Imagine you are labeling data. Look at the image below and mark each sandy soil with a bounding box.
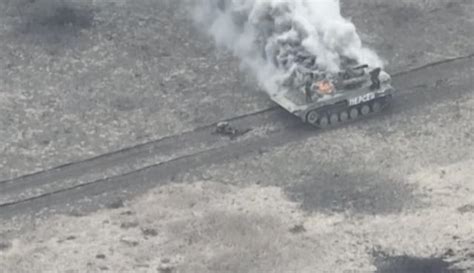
[0,158,473,272]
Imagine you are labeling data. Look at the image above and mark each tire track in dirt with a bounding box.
[0,54,472,216]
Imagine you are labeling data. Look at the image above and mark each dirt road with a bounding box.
[0,0,473,272]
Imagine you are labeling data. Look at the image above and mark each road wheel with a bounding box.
[306,110,319,124]
[318,115,330,128]
[339,111,349,122]
[349,108,359,119]
[371,101,382,113]
[330,113,339,124]
[361,104,371,116]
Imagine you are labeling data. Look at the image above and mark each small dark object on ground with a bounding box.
[457,204,474,214]
[374,251,462,273]
[289,224,306,234]
[444,249,455,257]
[120,221,139,229]
[142,228,158,237]
[0,241,12,251]
[120,210,134,216]
[214,121,252,140]
[120,238,139,247]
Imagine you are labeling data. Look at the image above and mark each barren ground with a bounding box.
[0,0,473,272]
[0,0,472,181]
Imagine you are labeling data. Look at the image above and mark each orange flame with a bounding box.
[315,80,334,94]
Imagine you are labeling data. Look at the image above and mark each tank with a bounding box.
[211,0,396,127]
[270,65,395,128]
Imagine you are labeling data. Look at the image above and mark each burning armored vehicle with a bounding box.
[272,62,395,128]
[208,0,395,128]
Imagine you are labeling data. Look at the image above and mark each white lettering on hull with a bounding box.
[349,92,375,106]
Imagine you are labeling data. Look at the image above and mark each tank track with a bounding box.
[305,95,391,128]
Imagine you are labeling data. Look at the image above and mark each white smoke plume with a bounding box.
[193,0,384,95]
